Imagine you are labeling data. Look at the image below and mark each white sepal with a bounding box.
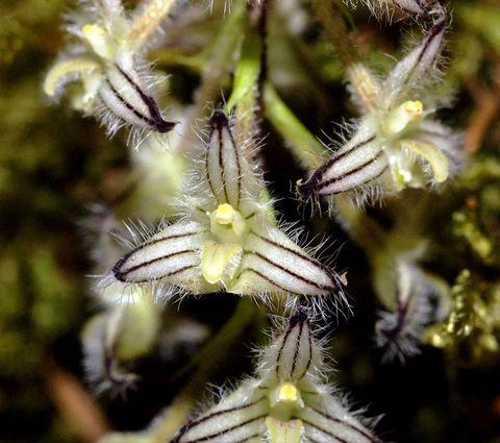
[112,221,206,289]
[234,224,340,297]
[173,379,268,443]
[382,19,446,108]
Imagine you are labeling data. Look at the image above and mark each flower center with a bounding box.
[209,203,247,244]
[201,204,248,286]
[269,382,304,422]
[384,100,424,136]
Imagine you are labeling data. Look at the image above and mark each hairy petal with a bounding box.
[205,111,245,209]
[261,311,319,382]
[382,19,446,106]
[298,129,388,198]
[172,380,268,443]
[98,63,177,133]
[234,224,340,297]
[300,403,379,443]
[111,221,205,286]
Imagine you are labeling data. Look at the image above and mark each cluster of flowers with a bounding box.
[44,0,463,441]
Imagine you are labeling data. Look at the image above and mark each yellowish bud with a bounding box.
[278,383,299,403]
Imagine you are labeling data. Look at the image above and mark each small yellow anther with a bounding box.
[214,203,237,225]
[278,383,299,402]
[384,100,425,135]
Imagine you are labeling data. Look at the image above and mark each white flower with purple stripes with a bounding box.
[298,19,463,206]
[108,111,344,303]
[44,0,177,138]
[172,311,380,443]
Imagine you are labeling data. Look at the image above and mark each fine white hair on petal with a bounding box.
[97,63,177,134]
[300,395,382,443]
[297,123,388,200]
[235,224,343,299]
[205,110,244,208]
[81,308,139,395]
[46,0,178,141]
[172,379,268,443]
[259,310,324,382]
[382,18,447,107]
[111,221,206,285]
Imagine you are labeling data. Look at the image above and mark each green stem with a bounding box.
[225,29,262,142]
[179,0,248,154]
[263,83,325,170]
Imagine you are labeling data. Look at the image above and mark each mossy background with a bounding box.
[0,0,499,442]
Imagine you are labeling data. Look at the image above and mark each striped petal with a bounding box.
[261,311,319,383]
[172,380,268,443]
[205,111,245,209]
[300,403,379,443]
[382,19,446,107]
[234,225,341,297]
[99,63,177,133]
[298,130,388,198]
[111,221,206,289]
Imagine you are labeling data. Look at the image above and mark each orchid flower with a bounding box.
[298,20,463,206]
[108,111,344,304]
[43,0,178,137]
[172,311,380,443]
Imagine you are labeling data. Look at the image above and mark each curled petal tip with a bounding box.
[154,118,178,133]
[289,307,309,329]
[209,109,230,129]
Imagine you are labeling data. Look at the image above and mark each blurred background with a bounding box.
[0,0,499,442]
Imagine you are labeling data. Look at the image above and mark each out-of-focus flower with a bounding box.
[298,20,463,206]
[172,311,380,443]
[43,0,178,138]
[108,111,344,304]
[375,260,450,362]
[82,288,161,394]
